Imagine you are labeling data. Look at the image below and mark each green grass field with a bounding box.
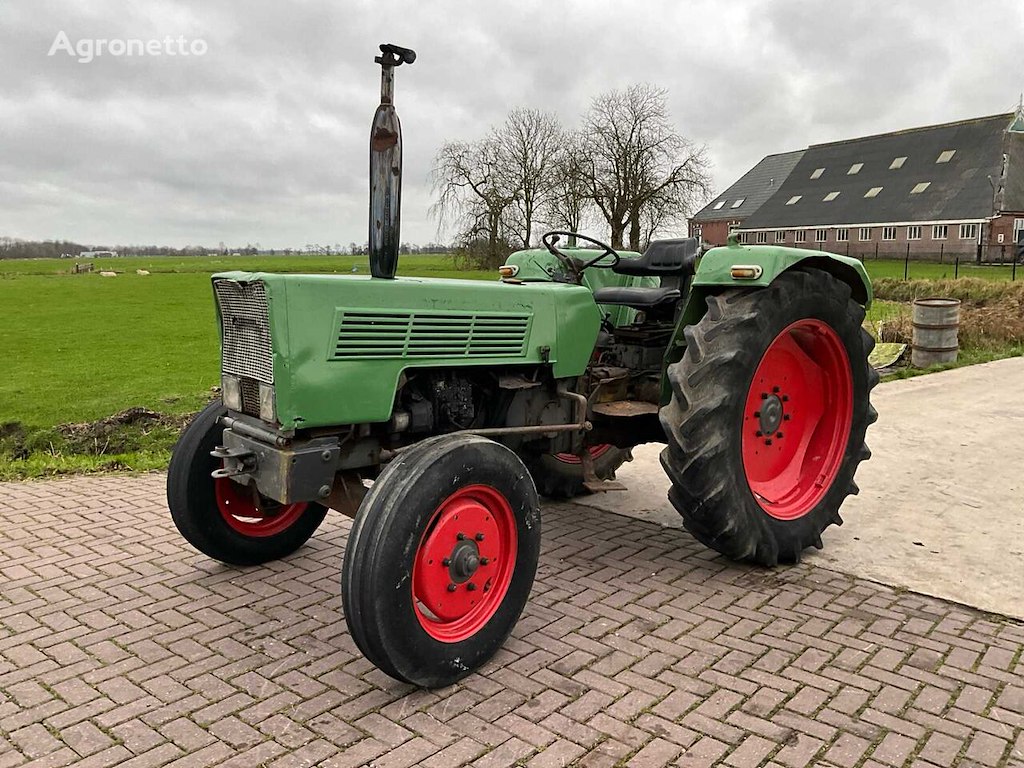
[1,253,1019,479]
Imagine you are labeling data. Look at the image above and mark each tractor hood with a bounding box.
[211,272,602,431]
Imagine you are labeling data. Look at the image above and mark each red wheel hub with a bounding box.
[214,477,309,537]
[411,485,517,643]
[741,319,853,521]
[553,444,612,465]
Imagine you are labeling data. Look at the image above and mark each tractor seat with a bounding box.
[612,238,699,277]
[592,285,680,310]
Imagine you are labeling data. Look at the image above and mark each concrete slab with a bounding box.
[569,356,1024,620]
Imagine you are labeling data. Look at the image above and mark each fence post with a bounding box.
[955,256,959,279]
[939,243,944,264]
[874,243,878,261]
[904,244,910,280]
[1014,259,1017,281]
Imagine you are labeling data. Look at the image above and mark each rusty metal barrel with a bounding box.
[911,297,960,367]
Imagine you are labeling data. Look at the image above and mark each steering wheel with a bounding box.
[541,231,620,282]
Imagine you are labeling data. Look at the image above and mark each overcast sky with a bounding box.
[2,0,1023,249]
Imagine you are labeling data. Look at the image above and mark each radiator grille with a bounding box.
[332,310,532,359]
[214,279,274,384]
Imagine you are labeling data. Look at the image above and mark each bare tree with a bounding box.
[579,84,710,251]
[542,132,594,242]
[431,137,518,268]
[498,108,563,248]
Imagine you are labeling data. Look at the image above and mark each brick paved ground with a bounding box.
[1,474,1022,768]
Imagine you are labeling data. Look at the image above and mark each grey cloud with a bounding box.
[1,0,1022,247]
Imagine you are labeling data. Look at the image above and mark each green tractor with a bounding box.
[168,44,877,687]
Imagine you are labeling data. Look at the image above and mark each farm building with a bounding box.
[690,106,1024,261]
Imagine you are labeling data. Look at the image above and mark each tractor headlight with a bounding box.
[259,382,277,423]
[222,375,242,411]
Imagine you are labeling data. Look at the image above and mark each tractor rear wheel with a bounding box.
[167,400,327,566]
[342,434,540,687]
[525,445,629,498]
[659,269,878,566]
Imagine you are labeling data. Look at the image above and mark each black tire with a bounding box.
[167,400,327,566]
[524,445,630,499]
[659,269,878,566]
[342,434,540,687]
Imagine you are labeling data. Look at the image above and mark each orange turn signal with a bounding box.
[498,265,519,278]
[730,265,763,280]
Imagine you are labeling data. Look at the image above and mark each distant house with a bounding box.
[689,150,805,246]
[80,250,118,258]
[691,106,1024,261]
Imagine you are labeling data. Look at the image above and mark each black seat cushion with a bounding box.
[592,285,680,310]
[613,238,699,277]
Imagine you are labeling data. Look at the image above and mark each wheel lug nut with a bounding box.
[754,411,761,417]
[765,439,773,446]
[761,393,768,400]
[447,583,457,592]
[466,582,477,591]
[480,557,490,565]
[755,431,763,437]
[442,558,451,566]
[777,432,784,439]
[475,533,485,542]
[783,414,791,421]
[456,532,466,541]
[782,395,789,402]
[773,386,780,393]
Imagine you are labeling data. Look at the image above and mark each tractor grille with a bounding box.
[332,310,532,359]
[213,279,274,384]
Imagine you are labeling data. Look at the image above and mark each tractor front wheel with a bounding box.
[525,444,629,498]
[659,269,878,566]
[342,434,540,687]
[167,400,327,566]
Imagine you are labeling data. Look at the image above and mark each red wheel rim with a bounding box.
[214,477,309,537]
[741,319,853,521]
[552,444,612,465]
[411,485,518,643]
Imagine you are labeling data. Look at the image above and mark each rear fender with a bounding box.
[660,239,872,404]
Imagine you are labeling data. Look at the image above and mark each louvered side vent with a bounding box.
[214,279,274,385]
[332,310,532,359]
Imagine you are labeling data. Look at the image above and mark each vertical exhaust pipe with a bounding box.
[368,43,415,279]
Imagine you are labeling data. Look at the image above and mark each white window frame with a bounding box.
[756,231,768,244]
[836,228,849,242]
[794,230,807,243]
[932,225,948,240]
[859,227,872,241]
[775,230,786,242]
[882,226,897,241]
[815,229,828,243]
[959,223,977,240]
[907,225,921,240]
